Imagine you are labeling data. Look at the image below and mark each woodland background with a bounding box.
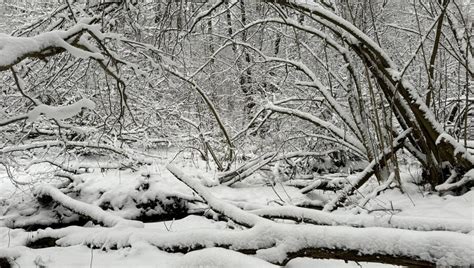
[0,0,473,267]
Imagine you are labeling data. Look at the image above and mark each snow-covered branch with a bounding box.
[252,205,473,233]
[167,164,269,227]
[0,23,105,71]
[265,103,366,154]
[35,184,144,228]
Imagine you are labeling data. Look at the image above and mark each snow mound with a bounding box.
[177,247,278,268]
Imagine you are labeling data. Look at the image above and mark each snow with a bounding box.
[436,133,474,163]
[1,0,473,267]
[375,187,473,221]
[0,244,278,268]
[255,224,474,266]
[212,183,307,208]
[76,167,200,221]
[323,129,412,212]
[262,54,361,141]
[265,103,365,153]
[252,204,473,233]
[34,184,144,228]
[27,98,96,122]
[436,170,474,192]
[286,258,397,267]
[1,153,473,267]
[167,164,270,227]
[176,247,278,268]
[289,0,393,65]
[0,23,104,69]
[9,219,471,266]
[0,245,398,267]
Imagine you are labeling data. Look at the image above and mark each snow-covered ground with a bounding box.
[0,152,472,267]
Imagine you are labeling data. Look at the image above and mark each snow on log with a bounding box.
[252,206,473,233]
[436,133,474,165]
[436,168,474,192]
[34,185,144,228]
[255,224,474,266]
[25,219,474,266]
[167,164,270,227]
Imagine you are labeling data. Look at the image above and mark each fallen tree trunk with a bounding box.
[21,208,473,267]
[251,205,473,233]
[282,247,434,267]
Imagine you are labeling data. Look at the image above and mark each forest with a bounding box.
[0,0,473,267]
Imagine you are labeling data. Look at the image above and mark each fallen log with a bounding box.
[20,218,473,267]
[251,205,473,233]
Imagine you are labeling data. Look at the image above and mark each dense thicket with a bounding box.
[0,0,473,266]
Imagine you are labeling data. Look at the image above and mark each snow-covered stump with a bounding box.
[34,185,144,228]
